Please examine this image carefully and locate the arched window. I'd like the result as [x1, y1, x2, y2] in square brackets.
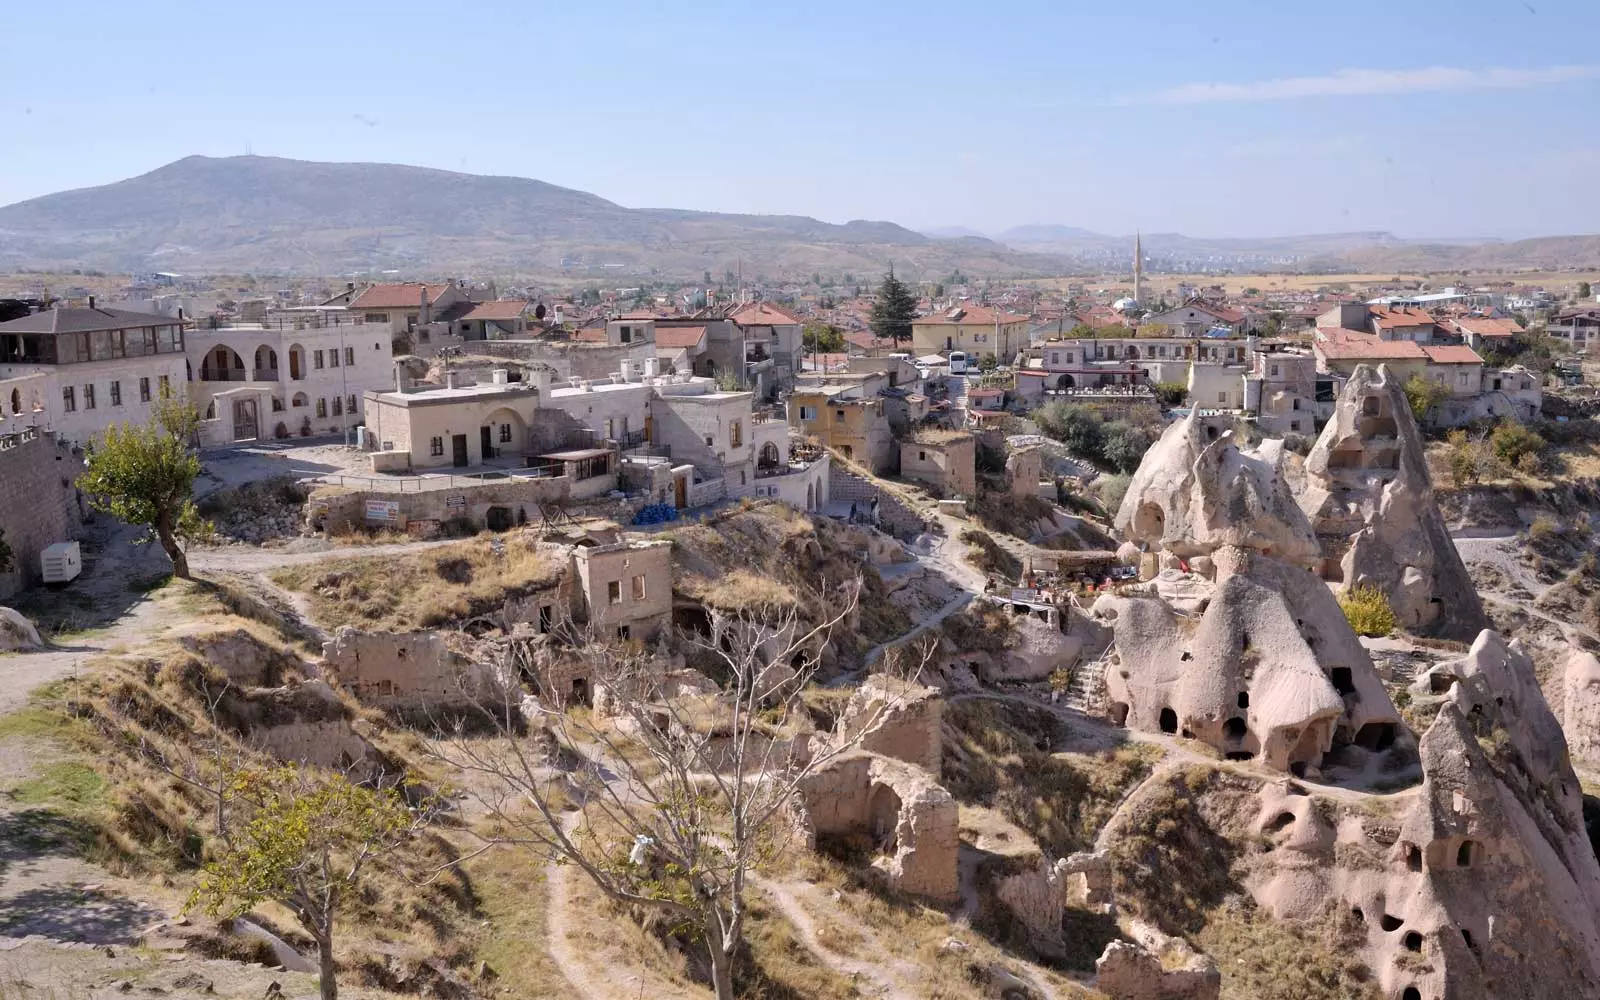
[8, 388, 18, 414]
[759, 442, 781, 469]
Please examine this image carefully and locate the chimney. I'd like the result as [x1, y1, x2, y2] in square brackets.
[347, 282, 355, 293]
[394, 363, 407, 393]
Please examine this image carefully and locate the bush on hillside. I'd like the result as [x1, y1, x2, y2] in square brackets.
[1339, 585, 1396, 637]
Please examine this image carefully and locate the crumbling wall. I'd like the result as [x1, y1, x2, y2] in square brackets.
[836, 675, 943, 775]
[793, 751, 959, 902]
[322, 627, 506, 717]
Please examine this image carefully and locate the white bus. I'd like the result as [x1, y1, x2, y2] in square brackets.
[947, 351, 971, 374]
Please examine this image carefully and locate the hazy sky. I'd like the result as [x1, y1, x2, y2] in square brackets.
[3, 0, 1597, 240]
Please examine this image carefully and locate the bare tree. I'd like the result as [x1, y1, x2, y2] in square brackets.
[426, 580, 927, 1000]
[109, 676, 240, 839]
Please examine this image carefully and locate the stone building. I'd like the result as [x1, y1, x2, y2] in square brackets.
[787, 387, 894, 473]
[0, 303, 189, 448]
[899, 429, 976, 498]
[572, 540, 673, 641]
[0, 427, 84, 599]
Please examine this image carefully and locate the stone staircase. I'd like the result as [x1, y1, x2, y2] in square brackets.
[948, 375, 971, 411]
[1062, 656, 1109, 715]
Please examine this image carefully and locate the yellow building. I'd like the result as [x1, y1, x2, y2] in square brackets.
[787, 386, 894, 473]
[911, 305, 1029, 360]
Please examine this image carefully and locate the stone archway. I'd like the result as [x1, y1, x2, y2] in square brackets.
[254, 345, 279, 380]
[481, 407, 527, 458]
[1055, 373, 1075, 390]
[201, 345, 246, 381]
[868, 783, 901, 853]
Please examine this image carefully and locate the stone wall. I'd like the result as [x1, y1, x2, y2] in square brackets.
[0, 430, 84, 599]
[307, 475, 573, 535]
[322, 628, 506, 717]
[828, 468, 928, 540]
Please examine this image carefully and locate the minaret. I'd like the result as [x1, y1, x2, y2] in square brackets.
[1133, 231, 1143, 304]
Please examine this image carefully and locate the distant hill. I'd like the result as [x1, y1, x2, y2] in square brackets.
[0, 156, 1065, 281]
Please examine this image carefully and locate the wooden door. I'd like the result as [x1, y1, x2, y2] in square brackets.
[452, 434, 469, 467]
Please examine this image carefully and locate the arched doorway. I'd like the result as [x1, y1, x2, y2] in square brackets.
[868, 784, 901, 853]
[480, 407, 526, 460]
[287, 344, 306, 380]
[8, 388, 18, 415]
[759, 441, 781, 472]
[1055, 373, 1075, 390]
[806, 481, 815, 511]
[254, 345, 279, 380]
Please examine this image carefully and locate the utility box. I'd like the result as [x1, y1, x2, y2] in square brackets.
[40, 542, 82, 584]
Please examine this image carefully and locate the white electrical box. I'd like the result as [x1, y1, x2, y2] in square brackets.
[40, 541, 82, 584]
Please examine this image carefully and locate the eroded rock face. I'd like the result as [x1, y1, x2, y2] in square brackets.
[835, 675, 944, 776]
[0, 607, 42, 652]
[1297, 364, 1485, 640]
[1095, 547, 1399, 772]
[1561, 650, 1600, 763]
[1115, 412, 1320, 574]
[793, 751, 959, 902]
[1245, 697, 1600, 1000]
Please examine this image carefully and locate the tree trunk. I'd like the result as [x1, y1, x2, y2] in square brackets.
[704, 915, 735, 1000]
[316, 932, 337, 1000]
[156, 513, 190, 579]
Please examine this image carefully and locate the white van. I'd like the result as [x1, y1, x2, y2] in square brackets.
[947, 351, 970, 374]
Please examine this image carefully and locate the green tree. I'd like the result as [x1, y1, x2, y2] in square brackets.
[1152, 381, 1188, 407]
[1402, 375, 1449, 424]
[1490, 422, 1546, 467]
[1067, 322, 1098, 339]
[1100, 420, 1158, 473]
[1580, 281, 1592, 299]
[802, 322, 845, 354]
[1035, 402, 1104, 458]
[189, 768, 426, 1000]
[869, 267, 919, 345]
[77, 393, 205, 579]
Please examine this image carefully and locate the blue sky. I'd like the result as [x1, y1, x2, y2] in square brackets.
[3, 0, 1597, 240]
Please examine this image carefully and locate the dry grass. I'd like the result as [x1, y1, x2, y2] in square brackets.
[700, 570, 799, 612]
[943, 699, 1163, 856]
[271, 536, 561, 631]
[1196, 901, 1382, 1000]
[462, 845, 574, 996]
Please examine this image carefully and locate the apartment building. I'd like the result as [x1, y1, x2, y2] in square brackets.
[911, 305, 1029, 360]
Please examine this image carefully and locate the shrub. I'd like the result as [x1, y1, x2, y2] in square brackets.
[1096, 474, 1132, 516]
[1283, 432, 1314, 456]
[1100, 420, 1157, 473]
[1339, 585, 1396, 637]
[1153, 381, 1187, 407]
[1490, 421, 1546, 467]
[1402, 374, 1448, 423]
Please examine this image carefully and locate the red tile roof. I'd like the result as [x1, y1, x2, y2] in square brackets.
[462, 300, 528, 322]
[1451, 317, 1520, 339]
[731, 302, 801, 327]
[843, 329, 897, 351]
[1369, 306, 1434, 330]
[570, 328, 607, 343]
[654, 325, 707, 350]
[1315, 331, 1428, 361]
[350, 283, 451, 310]
[914, 304, 1029, 327]
[1422, 344, 1484, 364]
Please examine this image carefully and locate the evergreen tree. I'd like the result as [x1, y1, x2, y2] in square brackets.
[870, 267, 919, 345]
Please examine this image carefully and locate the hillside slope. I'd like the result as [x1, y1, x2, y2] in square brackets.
[0, 155, 1059, 280]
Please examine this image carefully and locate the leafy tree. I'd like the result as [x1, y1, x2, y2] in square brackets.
[1035, 402, 1104, 458]
[1580, 281, 1592, 299]
[189, 768, 428, 1000]
[978, 353, 999, 373]
[1153, 381, 1188, 407]
[1067, 322, 1098, 339]
[0, 527, 12, 574]
[802, 322, 845, 354]
[1402, 375, 1449, 424]
[78, 393, 206, 579]
[1490, 422, 1546, 467]
[869, 267, 919, 345]
[1339, 585, 1396, 637]
[1100, 420, 1158, 473]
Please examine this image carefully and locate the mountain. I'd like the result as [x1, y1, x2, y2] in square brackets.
[996, 223, 1105, 244]
[919, 226, 990, 239]
[0, 156, 1066, 281]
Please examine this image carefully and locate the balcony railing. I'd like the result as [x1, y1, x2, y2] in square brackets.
[253, 368, 280, 381]
[199, 368, 251, 382]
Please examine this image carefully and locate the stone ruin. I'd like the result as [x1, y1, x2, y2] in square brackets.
[1296, 364, 1485, 640]
[988, 850, 1114, 959]
[792, 750, 961, 902]
[1239, 629, 1600, 1000]
[1094, 921, 1220, 1000]
[321, 627, 510, 723]
[1099, 410, 1400, 772]
[792, 677, 961, 902]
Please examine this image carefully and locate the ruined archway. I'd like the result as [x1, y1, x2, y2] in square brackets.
[868, 783, 901, 853]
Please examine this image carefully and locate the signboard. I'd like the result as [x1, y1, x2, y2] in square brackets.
[445, 494, 467, 512]
[364, 499, 400, 523]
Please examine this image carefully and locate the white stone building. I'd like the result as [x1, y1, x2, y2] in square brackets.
[0, 303, 189, 448]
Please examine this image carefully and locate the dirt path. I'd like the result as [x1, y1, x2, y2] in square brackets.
[541, 814, 613, 1000]
[748, 875, 912, 998]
